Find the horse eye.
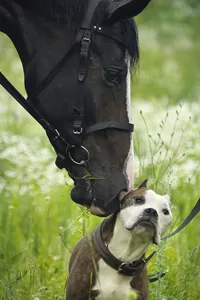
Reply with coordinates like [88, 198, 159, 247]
[163, 209, 169, 215]
[104, 66, 126, 87]
[134, 197, 145, 204]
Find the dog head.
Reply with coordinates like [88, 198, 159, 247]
[119, 180, 172, 245]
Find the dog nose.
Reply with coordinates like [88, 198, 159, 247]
[144, 208, 158, 218]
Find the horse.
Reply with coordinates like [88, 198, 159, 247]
[0, 0, 151, 217]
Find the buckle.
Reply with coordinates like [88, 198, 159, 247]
[54, 129, 61, 140]
[73, 127, 83, 135]
[118, 263, 137, 276]
[73, 121, 83, 135]
[82, 37, 91, 43]
[118, 259, 146, 276]
[73, 108, 83, 135]
[118, 263, 127, 273]
[80, 37, 91, 54]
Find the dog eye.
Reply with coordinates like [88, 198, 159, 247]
[134, 197, 145, 204]
[163, 209, 169, 215]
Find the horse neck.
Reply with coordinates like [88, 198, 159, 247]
[0, 2, 33, 72]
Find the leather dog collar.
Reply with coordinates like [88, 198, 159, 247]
[92, 218, 157, 276]
[92, 197, 200, 278]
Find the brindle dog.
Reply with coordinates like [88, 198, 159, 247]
[67, 180, 172, 300]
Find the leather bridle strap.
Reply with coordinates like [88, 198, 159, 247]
[27, 43, 78, 101]
[93, 26, 125, 47]
[0, 72, 134, 138]
[85, 121, 134, 136]
[0, 71, 133, 164]
[92, 218, 157, 276]
[26, 29, 125, 101]
[0, 0, 134, 167]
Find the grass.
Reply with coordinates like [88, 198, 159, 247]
[1, 3, 200, 298]
[1, 99, 200, 300]
[133, 102, 200, 300]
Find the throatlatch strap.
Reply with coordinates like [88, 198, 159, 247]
[28, 43, 77, 100]
[93, 26, 125, 47]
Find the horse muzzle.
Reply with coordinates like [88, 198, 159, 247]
[71, 179, 128, 216]
[70, 180, 93, 208]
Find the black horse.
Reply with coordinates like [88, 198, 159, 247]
[0, 0, 151, 216]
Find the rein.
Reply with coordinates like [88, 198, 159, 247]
[162, 197, 200, 239]
[93, 197, 200, 281]
[0, 3, 134, 170]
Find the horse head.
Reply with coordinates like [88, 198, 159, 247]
[0, 0, 151, 216]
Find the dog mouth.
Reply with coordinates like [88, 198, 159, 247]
[125, 217, 158, 244]
[138, 220, 155, 229]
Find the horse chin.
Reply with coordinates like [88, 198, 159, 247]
[90, 190, 129, 217]
[90, 205, 108, 217]
[71, 183, 112, 216]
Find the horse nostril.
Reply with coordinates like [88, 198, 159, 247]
[144, 208, 158, 218]
[71, 182, 93, 207]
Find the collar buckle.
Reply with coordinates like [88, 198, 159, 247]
[118, 259, 146, 276]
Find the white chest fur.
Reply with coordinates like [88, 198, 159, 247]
[94, 259, 133, 300]
[92, 215, 152, 300]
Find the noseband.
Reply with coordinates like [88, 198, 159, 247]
[0, 0, 134, 171]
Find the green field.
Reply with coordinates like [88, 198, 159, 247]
[0, 1, 200, 299]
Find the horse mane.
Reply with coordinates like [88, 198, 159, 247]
[14, 0, 139, 66]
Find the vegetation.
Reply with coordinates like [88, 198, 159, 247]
[0, 1, 200, 299]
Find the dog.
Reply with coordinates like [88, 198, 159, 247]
[66, 180, 172, 300]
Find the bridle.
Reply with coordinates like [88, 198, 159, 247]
[0, 0, 134, 172]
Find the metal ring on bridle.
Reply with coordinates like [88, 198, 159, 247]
[67, 145, 90, 165]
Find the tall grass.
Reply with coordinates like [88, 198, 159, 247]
[1, 2, 200, 298]
[133, 101, 200, 300]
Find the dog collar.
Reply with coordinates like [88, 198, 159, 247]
[92, 198, 200, 279]
[92, 218, 157, 276]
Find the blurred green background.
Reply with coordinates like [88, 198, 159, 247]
[0, 1, 200, 299]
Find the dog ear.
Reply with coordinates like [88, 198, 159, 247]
[107, 0, 151, 24]
[138, 179, 148, 189]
